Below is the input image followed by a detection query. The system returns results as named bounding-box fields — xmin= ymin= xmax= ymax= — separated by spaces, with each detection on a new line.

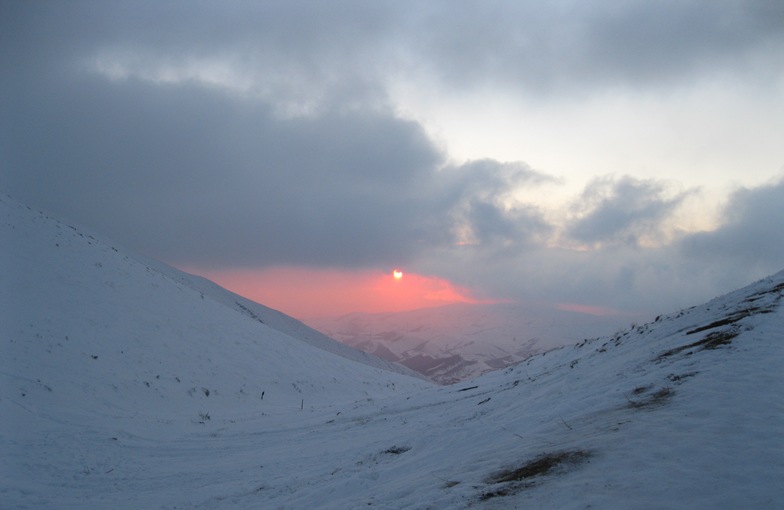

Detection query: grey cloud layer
xmin=2 ymin=74 xmax=445 ymax=267
xmin=6 ymin=1 xmax=782 ymax=99
xmin=1 ymin=65 xmax=553 ymax=268
xmin=420 ymin=175 xmax=784 ymax=313
xmin=2 ymin=1 xmax=783 ymax=314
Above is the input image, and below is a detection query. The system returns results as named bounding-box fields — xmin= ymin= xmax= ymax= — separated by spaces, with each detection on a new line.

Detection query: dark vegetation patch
xmin=743 ymin=281 xmax=784 ymax=303
xmin=687 ymin=282 xmax=782 ymax=336
xmin=656 ymin=328 xmax=739 ymax=361
xmin=383 ymin=445 xmax=411 ymax=455
xmin=668 ymin=372 xmax=698 ymax=383
xmin=235 ymin=301 xmax=264 ymax=324
xmin=685 ymin=279 xmax=783 ymax=337
xmin=626 ymin=387 xmax=674 ymax=409
xmin=700 ymin=330 xmax=739 ymax=349
xmin=685 ymin=308 xmax=766 ymax=335
xmin=480 ymin=450 xmax=591 ymax=500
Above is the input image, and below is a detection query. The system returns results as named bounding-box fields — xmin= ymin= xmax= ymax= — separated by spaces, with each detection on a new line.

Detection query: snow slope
xmin=3 ymin=195 xmax=783 ymax=508
xmin=128 ymin=251 xmax=427 ymax=382
xmin=308 ymin=302 xmax=645 ymax=384
xmin=0 ymin=194 xmax=431 ymax=474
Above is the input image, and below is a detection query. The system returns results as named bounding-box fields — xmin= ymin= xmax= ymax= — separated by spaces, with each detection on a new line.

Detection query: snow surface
xmin=2 ymin=195 xmax=783 ymax=509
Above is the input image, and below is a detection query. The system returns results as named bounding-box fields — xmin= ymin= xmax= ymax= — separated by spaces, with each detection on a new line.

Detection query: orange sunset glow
xmin=184 ymin=266 xmax=484 ymax=319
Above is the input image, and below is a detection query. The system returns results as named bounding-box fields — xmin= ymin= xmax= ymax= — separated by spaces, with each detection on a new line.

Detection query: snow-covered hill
xmin=0 ymin=194 xmax=429 ymax=422
xmin=307 ymin=303 xmax=646 ymax=384
xmin=3 ymin=195 xmax=783 ymax=508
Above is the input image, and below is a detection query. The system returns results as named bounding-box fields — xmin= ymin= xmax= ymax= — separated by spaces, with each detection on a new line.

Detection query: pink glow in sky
xmin=185 ymin=266 xmax=486 ymax=319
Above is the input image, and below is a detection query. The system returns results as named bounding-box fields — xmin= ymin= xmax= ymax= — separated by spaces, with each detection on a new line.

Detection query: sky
xmin=2 ymin=0 xmax=783 ymax=319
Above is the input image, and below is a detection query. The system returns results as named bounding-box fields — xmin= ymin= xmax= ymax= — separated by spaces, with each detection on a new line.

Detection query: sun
xmin=392 ymin=269 xmax=403 ymax=280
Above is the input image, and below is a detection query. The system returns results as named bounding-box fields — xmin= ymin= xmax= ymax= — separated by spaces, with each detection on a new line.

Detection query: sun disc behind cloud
xmin=393 ymin=269 xmax=403 ymax=280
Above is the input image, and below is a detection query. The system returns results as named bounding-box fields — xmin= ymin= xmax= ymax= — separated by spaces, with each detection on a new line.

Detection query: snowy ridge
xmin=3 ymin=195 xmax=783 ymax=508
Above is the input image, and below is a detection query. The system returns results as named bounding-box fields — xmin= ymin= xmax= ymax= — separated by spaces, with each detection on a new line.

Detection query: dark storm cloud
xmin=1 ymin=71 xmax=447 ymax=268
xmin=0 ymin=2 xmax=424 ymax=268
xmin=1 ymin=59 xmax=557 ymax=267
xmin=0 ymin=1 xmax=567 ymax=269
xmin=566 ymin=176 xmax=689 ymax=246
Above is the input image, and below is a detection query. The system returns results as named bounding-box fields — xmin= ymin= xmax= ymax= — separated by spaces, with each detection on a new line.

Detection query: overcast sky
xmin=2 ymin=0 xmax=783 ymax=318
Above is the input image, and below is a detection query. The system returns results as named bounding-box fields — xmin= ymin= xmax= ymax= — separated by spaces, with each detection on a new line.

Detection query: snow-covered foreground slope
xmin=308 ymin=303 xmax=646 ymax=384
xmin=0 ymin=194 xmax=426 ymax=409
xmin=3 ymin=195 xmax=783 ymax=508
xmin=1 ymin=195 xmax=431 ymax=500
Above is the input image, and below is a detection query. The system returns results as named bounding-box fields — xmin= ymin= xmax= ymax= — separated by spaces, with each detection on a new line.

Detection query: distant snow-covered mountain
xmin=3 ymin=194 xmax=783 ymax=508
xmin=307 ymin=303 xmax=647 ymax=383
